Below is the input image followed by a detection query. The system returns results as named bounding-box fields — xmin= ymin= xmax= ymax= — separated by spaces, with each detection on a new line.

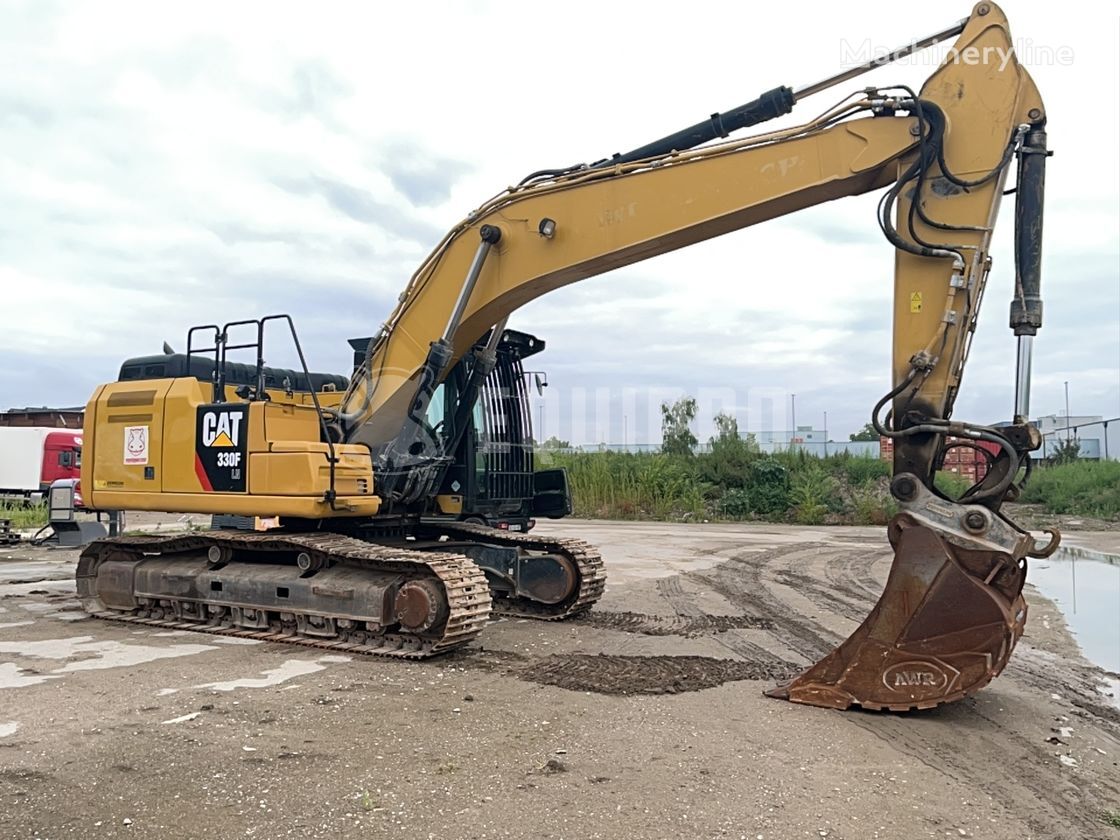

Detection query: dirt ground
xmin=1 ymin=520 xmax=1118 ymax=840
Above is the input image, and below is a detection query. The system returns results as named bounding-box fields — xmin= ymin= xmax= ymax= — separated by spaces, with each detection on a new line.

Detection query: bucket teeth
xmin=767 ymin=513 xmax=1029 ymax=712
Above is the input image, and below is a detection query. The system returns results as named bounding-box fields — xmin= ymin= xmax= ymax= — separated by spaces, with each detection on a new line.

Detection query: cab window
xmin=426 ymin=383 xmax=446 ymax=430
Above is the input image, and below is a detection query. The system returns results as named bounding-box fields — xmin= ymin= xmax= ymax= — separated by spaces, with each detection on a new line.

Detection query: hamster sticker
xmin=123 ymin=426 xmax=149 ymax=465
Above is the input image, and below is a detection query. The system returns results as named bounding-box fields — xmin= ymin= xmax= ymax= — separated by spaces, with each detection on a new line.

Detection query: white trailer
xmin=0 ymin=427 xmax=83 ymax=499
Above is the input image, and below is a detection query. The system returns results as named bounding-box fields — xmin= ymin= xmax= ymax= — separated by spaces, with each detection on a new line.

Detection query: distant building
xmin=756 ymin=425 xmax=826 ymax=446
xmin=0 ymin=407 xmax=85 ymax=429
xmin=1034 ymin=413 xmax=1116 ymax=461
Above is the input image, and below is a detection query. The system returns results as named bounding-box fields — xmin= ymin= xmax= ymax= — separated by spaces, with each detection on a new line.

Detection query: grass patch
xmin=933 ymin=471 xmax=973 ymax=501
xmin=1102 ymin=810 xmax=1120 ymax=829
xmin=1019 ymin=460 xmax=1120 ymax=518
xmin=0 ymin=502 xmax=48 ymax=530
xmin=537 ymin=450 xmax=901 ymax=524
xmin=537 ymin=433 xmax=1120 ymax=525
xmin=539 ymin=448 xmax=1120 ymax=524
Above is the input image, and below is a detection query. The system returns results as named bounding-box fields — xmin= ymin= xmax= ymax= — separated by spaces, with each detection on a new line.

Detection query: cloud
xmin=272 ymin=174 xmax=445 ymax=245
xmin=378 ymin=140 xmax=474 ymax=208
xmin=0 ymin=1 xmax=1115 ymax=446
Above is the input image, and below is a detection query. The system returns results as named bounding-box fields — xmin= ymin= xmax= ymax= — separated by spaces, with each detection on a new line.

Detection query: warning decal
xmin=909 ymin=292 xmax=923 ymax=314
xmin=195 ymin=404 xmax=248 ymax=492
xmin=124 ymin=426 xmax=149 ymax=465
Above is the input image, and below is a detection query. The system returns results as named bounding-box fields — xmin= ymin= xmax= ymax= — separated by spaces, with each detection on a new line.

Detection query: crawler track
xmin=437 ymin=522 xmax=606 ymax=619
xmin=76 ymin=531 xmax=491 ymax=658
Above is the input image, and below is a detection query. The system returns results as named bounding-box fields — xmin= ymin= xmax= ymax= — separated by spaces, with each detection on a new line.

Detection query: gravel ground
xmin=0 ymin=520 xmax=1117 ymax=840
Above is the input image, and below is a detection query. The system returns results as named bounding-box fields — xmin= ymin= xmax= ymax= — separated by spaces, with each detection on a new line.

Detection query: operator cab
xmin=348 ymin=329 xmax=572 ymax=531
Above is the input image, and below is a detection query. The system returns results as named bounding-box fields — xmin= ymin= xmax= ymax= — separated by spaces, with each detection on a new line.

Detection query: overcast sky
xmin=2 ymin=1 xmax=1117 ymax=444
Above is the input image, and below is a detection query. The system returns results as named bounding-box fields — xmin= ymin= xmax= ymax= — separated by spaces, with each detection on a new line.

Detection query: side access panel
xmin=531 ymin=468 xmax=572 ymax=519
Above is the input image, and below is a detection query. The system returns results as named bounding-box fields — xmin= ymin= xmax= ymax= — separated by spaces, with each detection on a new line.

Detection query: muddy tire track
xmin=1009 ymin=653 xmax=1120 ymax=734
xmin=687 ymin=543 xmax=842 ymax=662
xmin=573 ymin=610 xmax=775 ymax=637
xmin=852 ymin=706 xmax=1112 ymax=840
xmin=708 ymin=631 xmax=801 ymax=674
xmin=655 ymin=576 xmax=705 ymax=617
xmin=825 ymin=543 xmax=892 ymax=601
xmin=518 ymin=653 xmax=794 ymax=696
xmin=771 ymin=548 xmax=876 ymax=624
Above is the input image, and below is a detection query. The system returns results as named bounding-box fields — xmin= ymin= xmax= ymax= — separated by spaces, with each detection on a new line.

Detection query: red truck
xmin=0 ymin=427 xmax=83 ymax=501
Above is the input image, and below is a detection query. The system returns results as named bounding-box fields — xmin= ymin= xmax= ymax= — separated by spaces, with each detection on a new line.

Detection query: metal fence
xmin=1038 ymin=417 xmax=1119 ymax=461
xmin=540 ymin=440 xmax=881 ymax=457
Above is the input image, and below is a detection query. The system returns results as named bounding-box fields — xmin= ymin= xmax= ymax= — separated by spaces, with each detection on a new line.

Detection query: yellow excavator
xmin=78 ymin=2 xmax=1058 ymax=710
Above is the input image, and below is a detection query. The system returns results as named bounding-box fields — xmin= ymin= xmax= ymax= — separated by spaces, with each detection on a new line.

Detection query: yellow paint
xmin=435 ymin=494 xmax=464 ymax=515
xmin=82 ymin=377 xmax=379 ymax=518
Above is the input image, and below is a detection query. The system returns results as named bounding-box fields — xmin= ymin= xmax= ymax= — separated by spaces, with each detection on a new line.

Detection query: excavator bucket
xmin=766 ymin=512 xmax=1029 ymax=711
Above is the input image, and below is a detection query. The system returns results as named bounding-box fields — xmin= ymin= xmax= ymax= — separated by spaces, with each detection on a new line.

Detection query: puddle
xmin=0 ymin=662 xmax=59 ymax=689
xmin=196 ymin=656 xmax=351 ymax=692
xmin=44 ymin=611 xmax=86 ymax=622
xmin=0 ymin=561 xmax=75 ymax=582
xmin=19 ymin=602 xmax=70 ymax=613
xmin=0 ymin=635 xmax=217 ymax=675
xmin=0 ymin=580 xmax=75 ymax=597
xmin=1029 ymin=545 xmax=1120 ymax=704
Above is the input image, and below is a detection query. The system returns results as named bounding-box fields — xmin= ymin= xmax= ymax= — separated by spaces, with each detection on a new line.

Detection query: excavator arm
xmin=338 ymin=2 xmax=1055 ymax=709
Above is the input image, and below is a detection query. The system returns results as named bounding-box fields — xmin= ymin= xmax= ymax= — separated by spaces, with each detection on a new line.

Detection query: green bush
xmin=718 ymin=488 xmax=753 ymax=519
xmin=850 ymin=483 xmax=898 ymax=525
xmin=789 ymin=466 xmax=836 ymax=524
xmin=830 ymin=452 xmax=891 ymax=487
xmin=1019 ymin=460 xmax=1120 ymax=518
xmin=698 ymin=438 xmax=757 ymax=490
xmin=640 ymin=456 xmax=703 ymax=518
xmin=745 ymin=459 xmax=790 ymax=516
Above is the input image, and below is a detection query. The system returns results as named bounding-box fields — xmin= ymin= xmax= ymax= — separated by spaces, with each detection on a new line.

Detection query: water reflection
xmin=1028 ymin=545 xmax=1120 ymax=679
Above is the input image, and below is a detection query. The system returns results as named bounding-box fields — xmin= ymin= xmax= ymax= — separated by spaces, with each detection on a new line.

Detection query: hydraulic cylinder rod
xmin=1010 ymin=126 xmax=1047 ymax=422
xmin=792 ymin=19 xmax=967 ymax=101
xmin=599 ymin=18 xmax=967 ymax=167
xmin=444 ymin=225 xmax=502 ymax=343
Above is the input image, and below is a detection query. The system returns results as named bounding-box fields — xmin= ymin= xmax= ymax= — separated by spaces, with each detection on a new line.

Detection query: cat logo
xmin=195 ymin=404 xmax=249 ymax=492
xmin=201 ymin=410 xmax=243 ymax=448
